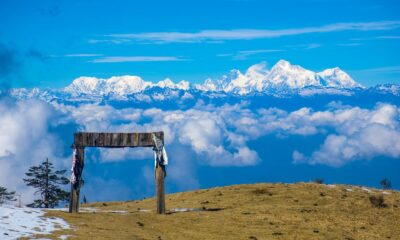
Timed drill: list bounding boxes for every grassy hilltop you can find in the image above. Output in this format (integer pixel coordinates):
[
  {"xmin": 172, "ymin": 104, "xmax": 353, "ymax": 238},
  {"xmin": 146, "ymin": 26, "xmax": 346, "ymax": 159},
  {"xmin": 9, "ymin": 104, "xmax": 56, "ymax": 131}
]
[{"xmin": 34, "ymin": 183, "xmax": 400, "ymax": 240}]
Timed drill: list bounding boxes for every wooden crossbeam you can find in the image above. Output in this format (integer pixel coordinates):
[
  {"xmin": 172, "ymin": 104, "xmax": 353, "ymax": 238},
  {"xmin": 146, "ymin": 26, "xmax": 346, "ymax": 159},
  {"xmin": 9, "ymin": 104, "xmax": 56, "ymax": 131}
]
[{"xmin": 73, "ymin": 131, "xmax": 164, "ymax": 148}]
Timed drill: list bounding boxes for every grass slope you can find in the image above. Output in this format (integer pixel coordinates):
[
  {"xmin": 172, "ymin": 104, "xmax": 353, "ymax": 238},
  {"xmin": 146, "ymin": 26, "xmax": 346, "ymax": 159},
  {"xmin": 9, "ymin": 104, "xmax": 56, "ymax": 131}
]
[{"xmin": 38, "ymin": 183, "xmax": 400, "ymax": 240}]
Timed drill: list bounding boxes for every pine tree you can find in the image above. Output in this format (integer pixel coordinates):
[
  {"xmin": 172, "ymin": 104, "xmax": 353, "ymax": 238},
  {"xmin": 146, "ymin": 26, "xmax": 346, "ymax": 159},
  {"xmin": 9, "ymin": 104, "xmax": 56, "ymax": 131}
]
[
  {"xmin": 23, "ymin": 158, "xmax": 70, "ymax": 208},
  {"xmin": 380, "ymin": 178, "xmax": 392, "ymax": 189},
  {"xmin": 0, "ymin": 186, "xmax": 16, "ymax": 204}
]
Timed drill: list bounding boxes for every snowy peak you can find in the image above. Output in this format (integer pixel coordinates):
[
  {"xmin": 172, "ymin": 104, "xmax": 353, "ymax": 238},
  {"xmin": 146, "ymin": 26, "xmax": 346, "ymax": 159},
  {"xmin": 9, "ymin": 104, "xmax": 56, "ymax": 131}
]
[
  {"xmin": 156, "ymin": 78, "xmax": 190, "ymax": 90},
  {"xmin": 195, "ymin": 69, "xmax": 243, "ymax": 92},
  {"xmin": 65, "ymin": 77, "xmax": 102, "ymax": 95},
  {"xmin": 103, "ymin": 76, "xmax": 152, "ymax": 95},
  {"xmin": 268, "ymin": 60, "xmax": 322, "ymax": 88},
  {"xmin": 198, "ymin": 60, "xmax": 362, "ymax": 94},
  {"xmin": 64, "ymin": 76, "xmax": 151, "ymax": 96},
  {"xmin": 272, "ymin": 59, "xmax": 292, "ymax": 70},
  {"xmin": 318, "ymin": 67, "xmax": 361, "ymax": 88}
]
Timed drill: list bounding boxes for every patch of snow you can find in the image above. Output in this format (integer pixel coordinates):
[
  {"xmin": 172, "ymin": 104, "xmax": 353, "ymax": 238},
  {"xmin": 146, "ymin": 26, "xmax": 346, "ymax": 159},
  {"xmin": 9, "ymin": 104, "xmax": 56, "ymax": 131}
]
[
  {"xmin": 170, "ymin": 208, "xmax": 201, "ymax": 212},
  {"xmin": 138, "ymin": 209, "xmax": 151, "ymax": 212},
  {"xmin": 345, "ymin": 188, "xmax": 353, "ymax": 192},
  {"xmin": 49, "ymin": 207, "xmax": 127, "ymax": 214},
  {"xmin": 103, "ymin": 210, "xmax": 128, "ymax": 214},
  {"xmin": 361, "ymin": 187, "xmax": 373, "ymax": 193},
  {"xmin": 59, "ymin": 235, "xmax": 71, "ymax": 240},
  {"xmin": 382, "ymin": 191, "xmax": 391, "ymax": 195},
  {"xmin": 0, "ymin": 205, "xmax": 69, "ymax": 240},
  {"xmin": 325, "ymin": 184, "xmax": 336, "ymax": 188}
]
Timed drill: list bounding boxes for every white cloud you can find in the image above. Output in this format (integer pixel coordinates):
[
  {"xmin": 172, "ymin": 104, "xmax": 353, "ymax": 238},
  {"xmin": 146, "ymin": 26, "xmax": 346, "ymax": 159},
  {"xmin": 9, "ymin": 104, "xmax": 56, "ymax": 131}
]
[
  {"xmin": 349, "ymin": 66, "xmax": 400, "ymax": 74},
  {"xmin": 337, "ymin": 43, "xmax": 364, "ymax": 47},
  {"xmin": 291, "ymin": 103, "xmax": 400, "ymax": 166},
  {"xmin": 91, "ymin": 56, "xmax": 186, "ymax": 63},
  {"xmin": 292, "ymin": 150, "xmax": 306, "ymax": 164},
  {"xmin": 0, "ymin": 98, "xmax": 70, "ymax": 204},
  {"xmin": 99, "ymin": 21, "xmax": 400, "ymax": 44},
  {"xmin": 64, "ymin": 54, "xmax": 103, "ymax": 57},
  {"xmin": 286, "ymin": 43, "xmax": 323, "ymax": 50},
  {"xmin": 57, "ymin": 102, "xmax": 261, "ymax": 167},
  {"xmin": 305, "ymin": 124, "xmax": 400, "ymax": 167},
  {"xmin": 376, "ymin": 35, "xmax": 400, "ymax": 39},
  {"xmin": 218, "ymin": 49, "xmax": 284, "ymax": 60},
  {"xmin": 99, "ymin": 148, "xmax": 153, "ymax": 162}
]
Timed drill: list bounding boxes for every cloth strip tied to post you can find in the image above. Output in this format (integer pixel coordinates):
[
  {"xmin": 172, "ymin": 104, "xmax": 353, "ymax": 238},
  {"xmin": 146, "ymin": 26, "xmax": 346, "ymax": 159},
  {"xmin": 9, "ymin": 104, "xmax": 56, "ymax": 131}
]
[
  {"xmin": 152, "ymin": 133, "xmax": 168, "ymax": 168},
  {"xmin": 70, "ymin": 148, "xmax": 77, "ymax": 184}
]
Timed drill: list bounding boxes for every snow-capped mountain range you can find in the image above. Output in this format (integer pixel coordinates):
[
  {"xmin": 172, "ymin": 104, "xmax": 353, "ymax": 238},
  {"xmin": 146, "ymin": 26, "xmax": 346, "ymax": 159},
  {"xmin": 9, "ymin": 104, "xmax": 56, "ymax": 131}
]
[
  {"xmin": 62, "ymin": 60, "xmax": 362, "ymax": 96},
  {"xmin": 64, "ymin": 76, "xmax": 190, "ymax": 96},
  {"xmin": 195, "ymin": 60, "xmax": 361, "ymax": 94},
  {"xmin": 4, "ymin": 59, "xmax": 399, "ymax": 103}
]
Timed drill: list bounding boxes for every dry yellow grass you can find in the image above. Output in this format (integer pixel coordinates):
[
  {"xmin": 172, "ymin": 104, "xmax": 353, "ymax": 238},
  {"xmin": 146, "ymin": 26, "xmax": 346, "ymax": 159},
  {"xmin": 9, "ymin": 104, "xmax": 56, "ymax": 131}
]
[{"xmin": 35, "ymin": 183, "xmax": 400, "ymax": 240}]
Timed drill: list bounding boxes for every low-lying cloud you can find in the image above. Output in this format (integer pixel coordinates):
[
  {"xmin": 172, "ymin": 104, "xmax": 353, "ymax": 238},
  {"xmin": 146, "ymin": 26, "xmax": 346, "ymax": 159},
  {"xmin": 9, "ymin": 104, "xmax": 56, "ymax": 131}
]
[
  {"xmin": 1, "ymin": 97, "xmax": 399, "ymax": 203},
  {"xmin": 57, "ymin": 100, "xmax": 400, "ymax": 169}
]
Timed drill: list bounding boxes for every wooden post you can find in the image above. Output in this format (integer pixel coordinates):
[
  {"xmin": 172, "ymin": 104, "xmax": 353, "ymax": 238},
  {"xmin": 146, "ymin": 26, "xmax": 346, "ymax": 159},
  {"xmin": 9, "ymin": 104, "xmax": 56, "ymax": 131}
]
[
  {"xmin": 155, "ymin": 161, "xmax": 166, "ymax": 214},
  {"xmin": 69, "ymin": 187, "xmax": 79, "ymax": 213},
  {"xmin": 69, "ymin": 147, "xmax": 84, "ymax": 213}
]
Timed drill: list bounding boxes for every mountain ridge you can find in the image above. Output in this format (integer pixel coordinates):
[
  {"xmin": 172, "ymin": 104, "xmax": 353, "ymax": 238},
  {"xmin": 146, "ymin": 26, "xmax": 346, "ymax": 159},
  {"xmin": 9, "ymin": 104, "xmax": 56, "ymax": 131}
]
[
  {"xmin": 62, "ymin": 60, "xmax": 363, "ymax": 96},
  {"xmin": 4, "ymin": 60, "xmax": 400, "ymax": 103}
]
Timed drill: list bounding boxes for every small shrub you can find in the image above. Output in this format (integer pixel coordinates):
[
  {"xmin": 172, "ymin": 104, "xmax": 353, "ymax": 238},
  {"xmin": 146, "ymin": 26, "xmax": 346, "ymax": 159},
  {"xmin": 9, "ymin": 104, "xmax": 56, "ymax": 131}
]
[
  {"xmin": 136, "ymin": 221, "xmax": 144, "ymax": 227},
  {"xmin": 314, "ymin": 178, "xmax": 324, "ymax": 184},
  {"xmin": 369, "ymin": 195, "xmax": 387, "ymax": 208},
  {"xmin": 380, "ymin": 178, "xmax": 392, "ymax": 189},
  {"xmin": 252, "ymin": 188, "xmax": 273, "ymax": 196}
]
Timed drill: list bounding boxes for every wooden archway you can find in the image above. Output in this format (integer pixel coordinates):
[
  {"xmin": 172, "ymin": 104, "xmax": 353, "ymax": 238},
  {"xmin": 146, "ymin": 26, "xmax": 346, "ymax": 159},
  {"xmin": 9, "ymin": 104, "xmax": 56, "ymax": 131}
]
[{"xmin": 69, "ymin": 131, "xmax": 167, "ymax": 214}]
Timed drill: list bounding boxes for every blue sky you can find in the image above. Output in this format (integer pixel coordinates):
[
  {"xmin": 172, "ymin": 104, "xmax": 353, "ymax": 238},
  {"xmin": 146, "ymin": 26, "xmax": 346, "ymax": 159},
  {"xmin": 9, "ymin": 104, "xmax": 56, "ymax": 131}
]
[{"xmin": 1, "ymin": 0, "xmax": 400, "ymax": 88}]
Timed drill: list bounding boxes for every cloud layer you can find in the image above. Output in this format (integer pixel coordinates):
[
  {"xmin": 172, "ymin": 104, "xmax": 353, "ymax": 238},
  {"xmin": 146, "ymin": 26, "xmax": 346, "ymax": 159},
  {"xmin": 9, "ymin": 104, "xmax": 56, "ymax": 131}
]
[
  {"xmin": 1, "ymin": 96, "xmax": 399, "ymax": 203},
  {"xmin": 57, "ymin": 100, "xmax": 400, "ymax": 169}
]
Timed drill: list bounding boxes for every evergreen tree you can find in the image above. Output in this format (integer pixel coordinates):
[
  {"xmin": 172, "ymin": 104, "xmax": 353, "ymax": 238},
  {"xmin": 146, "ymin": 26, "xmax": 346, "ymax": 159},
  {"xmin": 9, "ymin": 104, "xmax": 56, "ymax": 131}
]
[
  {"xmin": 380, "ymin": 178, "xmax": 392, "ymax": 189},
  {"xmin": 23, "ymin": 158, "xmax": 70, "ymax": 208},
  {"xmin": 0, "ymin": 186, "xmax": 16, "ymax": 204}
]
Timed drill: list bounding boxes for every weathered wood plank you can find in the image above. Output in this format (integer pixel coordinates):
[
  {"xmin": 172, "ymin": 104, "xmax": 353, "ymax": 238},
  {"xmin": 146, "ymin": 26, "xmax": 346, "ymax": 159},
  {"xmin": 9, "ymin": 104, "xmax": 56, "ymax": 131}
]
[
  {"xmin": 155, "ymin": 161, "xmax": 166, "ymax": 214},
  {"xmin": 74, "ymin": 132, "xmax": 164, "ymax": 147}
]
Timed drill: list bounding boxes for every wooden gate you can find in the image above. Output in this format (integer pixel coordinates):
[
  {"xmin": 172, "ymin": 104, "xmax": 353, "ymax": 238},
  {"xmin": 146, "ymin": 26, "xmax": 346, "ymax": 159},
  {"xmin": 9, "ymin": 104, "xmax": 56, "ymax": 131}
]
[{"xmin": 69, "ymin": 131, "xmax": 166, "ymax": 214}]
